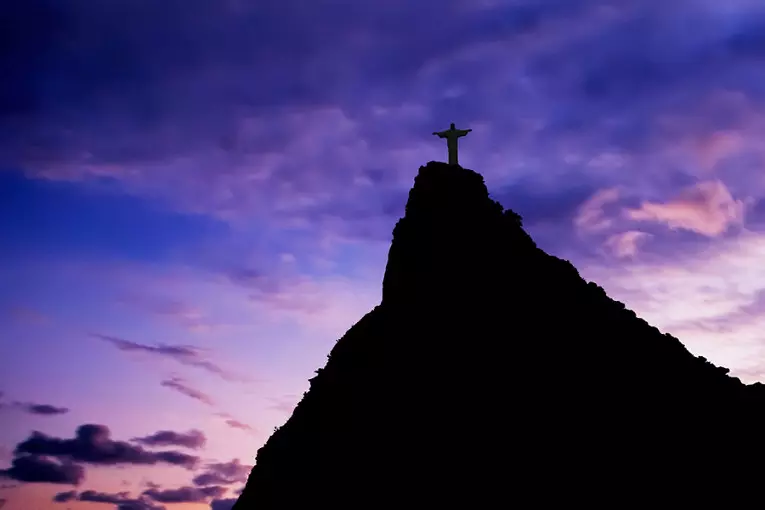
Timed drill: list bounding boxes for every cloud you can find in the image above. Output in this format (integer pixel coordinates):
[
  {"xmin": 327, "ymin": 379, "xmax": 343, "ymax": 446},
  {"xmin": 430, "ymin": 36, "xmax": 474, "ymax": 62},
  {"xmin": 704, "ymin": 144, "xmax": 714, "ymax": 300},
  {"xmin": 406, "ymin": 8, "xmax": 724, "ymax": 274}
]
[
  {"xmin": 94, "ymin": 334, "xmax": 242, "ymax": 381},
  {"xmin": 192, "ymin": 459, "xmax": 251, "ymax": 487},
  {"xmin": 130, "ymin": 429, "xmax": 206, "ymax": 450},
  {"xmin": 574, "ymin": 188, "xmax": 621, "ymax": 233},
  {"xmin": 17, "ymin": 403, "xmax": 70, "ymax": 415},
  {"xmin": 0, "ymin": 455, "xmax": 84, "ymax": 485},
  {"xmin": 53, "ymin": 490, "xmax": 77, "ymax": 502},
  {"xmin": 79, "ymin": 490, "xmax": 131, "ymax": 504},
  {"xmin": 117, "ymin": 500, "xmax": 166, "ymax": 510},
  {"xmin": 143, "ymin": 485, "xmax": 227, "ymax": 503},
  {"xmin": 604, "ymin": 231, "xmax": 652, "ymax": 258},
  {"xmin": 0, "ymin": 0, "xmax": 650, "ymax": 235},
  {"xmin": 223, "ymin": 419, "xmax": 254, "ymax": 433},
  {"xmin": 51, "ymin": 490, "xmax": 167, "ymax": 510},
  {"xmin": 6, "ymin": 0, "xmax": 765, "ymax": 278},
  {"xmin": 161, "ymin": 378, "xmax": 215, "ymax": 406},
  {"xmin": 625, "ymin": 180, "xmax": 748, "ymax": 237},
  {"xmin": 210, "ymin": 499, "xmax": 237, "ymax": 510},
  {"xmin": 0, "ymin": 396, "xmax": 69, "ymax": 416},
  {"xmin": 13, "ymin": 424, "xmax": 199, "ymax": 469},
  {"xmin": 213, "ymin": 413, "xmax": 257, "ymax": 435}
]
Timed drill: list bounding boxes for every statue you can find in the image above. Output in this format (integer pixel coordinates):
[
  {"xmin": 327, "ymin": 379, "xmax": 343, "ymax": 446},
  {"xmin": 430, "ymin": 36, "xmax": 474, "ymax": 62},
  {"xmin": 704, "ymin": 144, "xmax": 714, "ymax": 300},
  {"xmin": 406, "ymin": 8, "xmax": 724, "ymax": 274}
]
[{"xmin": 432, "ymin": 123, "xmax": 472, "ymax": 166}]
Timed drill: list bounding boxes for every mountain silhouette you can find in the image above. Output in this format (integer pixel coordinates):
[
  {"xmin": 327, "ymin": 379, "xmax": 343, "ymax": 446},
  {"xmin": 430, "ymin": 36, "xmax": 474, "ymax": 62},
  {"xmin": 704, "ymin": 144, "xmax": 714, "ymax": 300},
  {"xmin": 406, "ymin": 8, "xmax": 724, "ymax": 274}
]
[{"xmin": 233, "ymin": 161, "xmax": 765, "ymax": 508}]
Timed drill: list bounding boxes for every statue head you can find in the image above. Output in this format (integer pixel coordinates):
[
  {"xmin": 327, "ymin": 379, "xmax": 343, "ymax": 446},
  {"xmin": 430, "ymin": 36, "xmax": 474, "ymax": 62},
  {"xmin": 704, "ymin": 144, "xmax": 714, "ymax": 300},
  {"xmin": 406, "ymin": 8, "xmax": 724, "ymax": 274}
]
[{"xmin": 450, "ymin": 123, "xmax": 455, "ymax": 129}]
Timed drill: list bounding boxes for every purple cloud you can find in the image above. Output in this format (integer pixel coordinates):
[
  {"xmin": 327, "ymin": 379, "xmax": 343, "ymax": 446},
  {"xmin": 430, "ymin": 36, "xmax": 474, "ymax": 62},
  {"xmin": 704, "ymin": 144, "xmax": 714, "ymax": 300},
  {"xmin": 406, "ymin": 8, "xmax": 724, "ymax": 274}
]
[
  {"xmin": 94, "ymin": 333, "xmax": 242, "ymax": 381},
  {"xmin": 50, "ymin": 490, "xmax": 167, "ymax": 510},
  {"xmin": 161, "ymin": 378, "xmax": 215, "ymax": 406},
  {"xmin": 13, "ymin": 424, "xmax": 199, "ymax": 469},
  {"xmin": 53, "ymin": 490, "xmax": 77, "ymax": 502},
  {"xmin": 192, "ymin": 459, "xmax": 251, "ymax": 487},
  {"xmin": 0, "ymin": 398, "xmax": 69, "ymax": 416},
  {"xmin": 210, "ymin": 499, "xmax": 237, "ymax": 510},
  {"xmin": 143, "ymin": 485, "xmax": 227, "ymax": 503},
  {"xmin": 0, "ymin": 455, "xmax": 84, "ymax": 485},
  {"xmin": 130, "ymin": 429, "xmax": 206, "ymax": 450},
  {"xmin": 79, "ymin": 490, "xmax": 131, "ymax": 504},
  {"xmin": 21, "ymin": 403, "xmax": 69, "ymax": 415}
]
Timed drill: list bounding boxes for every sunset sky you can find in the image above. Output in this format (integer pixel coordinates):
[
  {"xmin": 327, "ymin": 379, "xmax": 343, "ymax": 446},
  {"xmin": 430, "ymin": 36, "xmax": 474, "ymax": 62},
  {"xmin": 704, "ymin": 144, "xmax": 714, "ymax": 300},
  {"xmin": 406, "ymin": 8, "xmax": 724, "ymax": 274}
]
[{"xmin": 4, "ymin": 0, "xmax": 765, "ymax": 508}]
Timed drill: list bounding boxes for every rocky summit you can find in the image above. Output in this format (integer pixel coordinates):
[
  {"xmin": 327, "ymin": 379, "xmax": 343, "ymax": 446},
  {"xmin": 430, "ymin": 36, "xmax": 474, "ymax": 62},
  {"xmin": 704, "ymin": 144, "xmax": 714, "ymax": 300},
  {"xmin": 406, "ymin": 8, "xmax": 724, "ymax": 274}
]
[{"xmin": 234, "ymin": 161, "xmax": 765, "ymax": 508}]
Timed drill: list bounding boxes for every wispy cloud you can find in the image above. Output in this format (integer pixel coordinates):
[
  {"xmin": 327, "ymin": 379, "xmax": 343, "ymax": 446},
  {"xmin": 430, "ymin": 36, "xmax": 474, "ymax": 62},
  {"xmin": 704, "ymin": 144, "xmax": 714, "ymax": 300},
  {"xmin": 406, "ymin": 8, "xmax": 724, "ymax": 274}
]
[
  {"xmin": 161, "ymin": 377, "xmax": 215, "ymax": 406},
  {"xmin": 0, "ymin": 399, "xmax": 69, "ymax": 416},
  {"xmin": 94, "ymin": 333, "xmax": 244, "ymax": 381}
]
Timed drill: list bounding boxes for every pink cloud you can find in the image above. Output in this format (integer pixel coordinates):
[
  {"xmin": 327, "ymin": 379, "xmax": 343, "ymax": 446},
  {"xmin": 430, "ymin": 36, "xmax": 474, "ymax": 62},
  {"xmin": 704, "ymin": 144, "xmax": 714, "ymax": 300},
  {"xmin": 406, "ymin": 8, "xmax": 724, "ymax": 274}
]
[
  {"xmin": 625, "ymin": 180, "xmax": 747, "ymax": 237},
  {"xmin": 573, "ymin": 187, "xmax": 621, "ymax": 233},
  {"xmin": 603, "ymin": 230, "xmax": 653, "ymax": 258}
]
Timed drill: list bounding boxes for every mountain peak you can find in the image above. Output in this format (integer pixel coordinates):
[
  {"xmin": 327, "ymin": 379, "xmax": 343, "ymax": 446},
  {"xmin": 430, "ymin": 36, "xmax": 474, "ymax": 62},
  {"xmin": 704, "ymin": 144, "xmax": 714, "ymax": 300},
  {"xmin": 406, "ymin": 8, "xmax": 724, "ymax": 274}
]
[
  {"xmin": 382, "ymin": 161, "xmax": 531, "ymax": 306},
  {"xmin": 234, "ymin": 163, "xmax": 765, "ymax": 509}
]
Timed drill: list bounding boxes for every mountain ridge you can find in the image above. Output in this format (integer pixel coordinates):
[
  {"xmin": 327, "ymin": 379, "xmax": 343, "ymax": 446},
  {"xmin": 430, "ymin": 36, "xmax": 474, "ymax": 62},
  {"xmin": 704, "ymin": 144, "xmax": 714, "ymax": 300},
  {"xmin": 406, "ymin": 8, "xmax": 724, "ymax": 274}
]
[{"xmin": 234, "ymin": 161, "xmax": 765, "ymax": 508}]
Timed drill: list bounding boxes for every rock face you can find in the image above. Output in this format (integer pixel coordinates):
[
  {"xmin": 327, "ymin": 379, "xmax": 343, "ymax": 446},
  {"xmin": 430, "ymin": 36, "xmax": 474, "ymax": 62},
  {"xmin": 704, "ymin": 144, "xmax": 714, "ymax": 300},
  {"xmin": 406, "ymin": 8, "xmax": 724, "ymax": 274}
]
[{"xmin": 233, "ymin": 162, "xmax": 765, "ymax": 508}]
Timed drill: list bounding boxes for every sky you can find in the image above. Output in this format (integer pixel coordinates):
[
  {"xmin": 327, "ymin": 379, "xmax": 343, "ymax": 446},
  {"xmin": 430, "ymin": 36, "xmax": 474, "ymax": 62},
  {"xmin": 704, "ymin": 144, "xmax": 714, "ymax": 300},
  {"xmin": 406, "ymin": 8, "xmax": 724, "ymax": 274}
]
[{"xmin": 3, "ymin": 0, "xmax": 765, "ymax": 508}]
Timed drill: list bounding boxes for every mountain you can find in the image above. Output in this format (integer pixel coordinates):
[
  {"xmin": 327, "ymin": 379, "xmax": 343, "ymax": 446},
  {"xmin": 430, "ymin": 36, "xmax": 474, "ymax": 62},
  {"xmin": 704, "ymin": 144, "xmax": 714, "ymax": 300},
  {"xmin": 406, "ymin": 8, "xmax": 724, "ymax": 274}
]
[{"xmin": 233, "ymin": 161, "xmax": 765, "ymax": 508}]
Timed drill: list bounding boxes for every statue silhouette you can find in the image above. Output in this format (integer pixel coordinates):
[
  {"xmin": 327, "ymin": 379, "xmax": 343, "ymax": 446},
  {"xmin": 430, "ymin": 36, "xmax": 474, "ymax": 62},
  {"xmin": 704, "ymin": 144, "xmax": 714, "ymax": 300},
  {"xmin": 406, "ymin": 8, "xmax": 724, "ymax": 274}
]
[{"xmin": 433, "ymin": 123, "xmax": 472, "ymax": 165}]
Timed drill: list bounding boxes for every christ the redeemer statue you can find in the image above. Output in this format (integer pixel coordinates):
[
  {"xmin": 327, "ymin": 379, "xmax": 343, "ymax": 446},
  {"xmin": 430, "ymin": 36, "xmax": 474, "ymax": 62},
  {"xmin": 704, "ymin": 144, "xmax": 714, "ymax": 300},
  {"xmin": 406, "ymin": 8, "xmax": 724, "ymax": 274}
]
[{"xmin": 433, "ymin": 123, "xmax": 472, "ymax": 166}]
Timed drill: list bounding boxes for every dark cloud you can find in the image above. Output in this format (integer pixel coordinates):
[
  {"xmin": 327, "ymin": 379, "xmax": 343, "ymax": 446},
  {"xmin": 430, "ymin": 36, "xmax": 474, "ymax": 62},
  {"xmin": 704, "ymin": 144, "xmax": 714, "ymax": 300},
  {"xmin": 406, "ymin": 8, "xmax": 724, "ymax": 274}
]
[
  {"xmin": 210, "ymin": 499, "xmax": 237, "ymax": 510},
  {"xmin": 117, "ymin": 500, "xmax": 166, "ymax": 510},
  {"xmin": 13, "ymin": 424, "xmax": 199, "ymax": 469},
  {"xmin": 161, "ymin": 378, "xmax": 215, "ymax": 406},
  {"xmin": 0, "ymin": 455, "xmax": 84, "ymax": 485},
  {"xmin": 143, "ymin": 485, "xmax": 227, "ymax": 503},
  {"xmin": 53, "ymin": 491, "xmax": 77, "ymax": 503},
  {"xmin": 14, "ymin": 402, "xmax": 69, "ymax": 415},
  {"xmin": 117, "ymin": 501, "xmax": 166, "ymax": 510},
  {"xmin": 53, "ymin": 490, "xmax": 77, "ymax": 502},
  {"xmin": 50, "ymin": 490, "xmax": 167, "ymax": 510},
  {"xmin": 140, "ymin": 479, "xmax": 161, "ymax": 490},
  {"xmin": 5, "ymin": 0, "xmax": 765, "ymax": 225},
  {"xmin": 0, "ymin": 0, "xmax": 684, "ymax": 234},
  {"xmin": 79, "ymin": 490, "xmax": 130, "ymax": 504},
  {"xmin": 131, "ymin": 429, "xmax": 206, "ymax": 450},
  {"xmin": 94, "ymin": 334, "xmax": 239, "ymax": 381},
  {"xmin": 0, "ymin": 393, "xmax": 69, "ymax": 415},
  {"xmin": 192, "ymin": 459, "xmax": 251, "ymax": 487},
  {"xmin": 223, "ymin": 419, "xmax": 254, "ymax": 433}
]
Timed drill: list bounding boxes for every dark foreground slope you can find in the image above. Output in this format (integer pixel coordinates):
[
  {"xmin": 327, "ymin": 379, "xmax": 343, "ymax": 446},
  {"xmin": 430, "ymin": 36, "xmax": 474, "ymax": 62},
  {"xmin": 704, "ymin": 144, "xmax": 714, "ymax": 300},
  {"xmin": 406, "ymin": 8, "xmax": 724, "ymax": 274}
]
[{"xmin": 234, "ymin": 162, "xmax": 765, "ymax": 508}]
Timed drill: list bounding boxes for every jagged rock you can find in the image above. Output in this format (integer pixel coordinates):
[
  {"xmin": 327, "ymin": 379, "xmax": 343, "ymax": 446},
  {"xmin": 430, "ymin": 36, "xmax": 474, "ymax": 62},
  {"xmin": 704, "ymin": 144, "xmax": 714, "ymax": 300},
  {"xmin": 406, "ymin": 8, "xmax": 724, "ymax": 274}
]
[{"xmin": 234, "ymin": 162, "xmax": 764, "ymax": 508}]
